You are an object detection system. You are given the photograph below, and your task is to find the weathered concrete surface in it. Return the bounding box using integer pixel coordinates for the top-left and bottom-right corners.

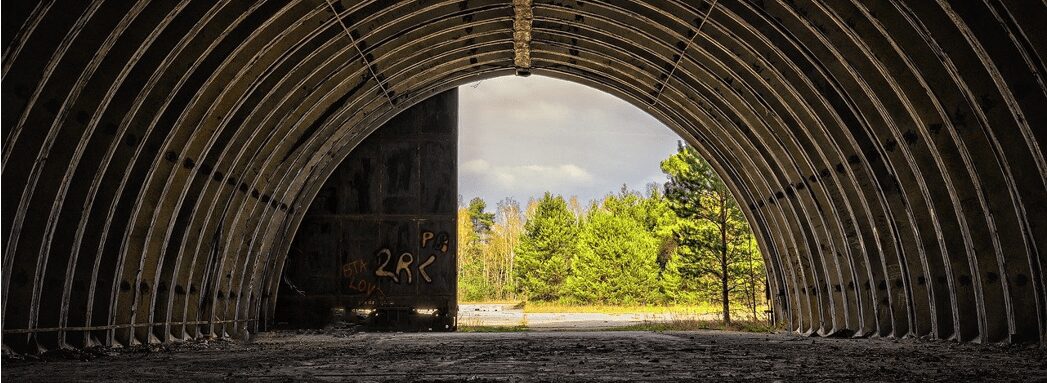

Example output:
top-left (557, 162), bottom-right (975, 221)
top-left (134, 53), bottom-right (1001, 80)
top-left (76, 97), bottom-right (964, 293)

top-left (5, 1), bottom-right (1047, 351)
top-left (4, 331), bottom-right (1043, 382)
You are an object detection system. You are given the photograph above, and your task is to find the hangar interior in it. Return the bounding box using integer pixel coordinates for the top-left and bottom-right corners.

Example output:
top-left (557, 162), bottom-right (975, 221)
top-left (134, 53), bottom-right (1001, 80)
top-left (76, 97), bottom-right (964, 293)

top-left (2, 0), bottom-right (1046, 357)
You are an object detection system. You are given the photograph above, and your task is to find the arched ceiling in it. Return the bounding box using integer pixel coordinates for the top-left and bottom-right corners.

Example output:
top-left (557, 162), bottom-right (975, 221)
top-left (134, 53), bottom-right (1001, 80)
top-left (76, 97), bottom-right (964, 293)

top-left (2, 0), bottom-right (1045, 352)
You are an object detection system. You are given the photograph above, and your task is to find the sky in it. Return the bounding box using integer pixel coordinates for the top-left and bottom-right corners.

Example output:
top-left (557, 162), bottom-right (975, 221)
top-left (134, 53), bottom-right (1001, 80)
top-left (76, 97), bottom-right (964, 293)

top-left (458, 75), bottom-right (682, 208)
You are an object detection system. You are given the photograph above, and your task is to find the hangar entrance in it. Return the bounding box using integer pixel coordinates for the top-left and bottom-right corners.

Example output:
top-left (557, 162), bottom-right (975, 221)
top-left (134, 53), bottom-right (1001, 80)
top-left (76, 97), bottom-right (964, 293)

top-left (275, 78), bottom-right (770, 332)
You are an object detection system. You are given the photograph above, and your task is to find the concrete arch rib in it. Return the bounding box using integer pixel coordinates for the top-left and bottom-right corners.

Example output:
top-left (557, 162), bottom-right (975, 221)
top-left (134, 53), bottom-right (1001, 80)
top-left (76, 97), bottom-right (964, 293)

top-left (2, 0), bottom-right (1044, 352)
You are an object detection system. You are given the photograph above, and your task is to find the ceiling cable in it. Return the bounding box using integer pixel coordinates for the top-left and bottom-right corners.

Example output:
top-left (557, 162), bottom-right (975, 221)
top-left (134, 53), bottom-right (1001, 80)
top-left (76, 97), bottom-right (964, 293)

top-left (652, 0), bottom-right (718, 106)
top-left (323, 0), bottom-right (394, 106)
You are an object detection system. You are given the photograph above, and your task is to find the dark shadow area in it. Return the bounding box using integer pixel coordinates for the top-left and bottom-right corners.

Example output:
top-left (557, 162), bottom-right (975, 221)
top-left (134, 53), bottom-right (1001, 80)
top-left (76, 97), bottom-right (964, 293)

top-left (274, 90), bottom-right (459, 332)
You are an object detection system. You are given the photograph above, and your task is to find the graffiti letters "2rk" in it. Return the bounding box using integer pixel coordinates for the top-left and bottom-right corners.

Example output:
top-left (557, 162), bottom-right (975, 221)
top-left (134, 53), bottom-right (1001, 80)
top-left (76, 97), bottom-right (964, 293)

top-left (374, 231), bottom-right (450, 284)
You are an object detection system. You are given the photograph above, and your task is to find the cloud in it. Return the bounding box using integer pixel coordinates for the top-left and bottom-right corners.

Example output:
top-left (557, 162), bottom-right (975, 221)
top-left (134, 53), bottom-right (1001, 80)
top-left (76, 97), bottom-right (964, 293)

top-left (461, 160), bottom-right (595, 192)
top-left (461, 159), bottom-right (491, 173)
top-left (458, 75), bottom-right (682, 204)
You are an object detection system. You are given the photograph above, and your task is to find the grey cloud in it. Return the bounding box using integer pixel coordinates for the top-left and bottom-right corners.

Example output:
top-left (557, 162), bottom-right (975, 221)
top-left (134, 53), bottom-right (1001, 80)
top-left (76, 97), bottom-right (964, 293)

top-left (459, 75), bottom-right (681, 205)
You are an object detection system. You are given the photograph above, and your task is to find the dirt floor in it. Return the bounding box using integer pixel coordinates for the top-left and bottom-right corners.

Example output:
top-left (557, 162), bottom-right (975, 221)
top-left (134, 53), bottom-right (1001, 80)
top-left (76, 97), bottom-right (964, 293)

top-left (3, 329), bottom-right (1045, 382)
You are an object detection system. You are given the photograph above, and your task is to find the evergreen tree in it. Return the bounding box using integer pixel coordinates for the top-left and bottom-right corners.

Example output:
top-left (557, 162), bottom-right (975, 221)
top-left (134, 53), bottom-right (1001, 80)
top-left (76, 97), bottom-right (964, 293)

top-left (513, 193), bottom-right (580, 300)
top-left (661, 141), bottom-right (755, 324)
top-left (455, 144), bottom-right (765, 317)
top-left (467, 197), bottom-right (495, 240)
top-left (565, 194), bottom-right (661, 304)
top-left (658, 251), bottom-right (686, 303)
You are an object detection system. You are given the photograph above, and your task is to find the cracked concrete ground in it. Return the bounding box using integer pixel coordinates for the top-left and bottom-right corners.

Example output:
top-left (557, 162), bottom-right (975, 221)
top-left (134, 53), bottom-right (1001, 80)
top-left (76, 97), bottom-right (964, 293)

top-left (4, 330), bottom-right (1045, 382)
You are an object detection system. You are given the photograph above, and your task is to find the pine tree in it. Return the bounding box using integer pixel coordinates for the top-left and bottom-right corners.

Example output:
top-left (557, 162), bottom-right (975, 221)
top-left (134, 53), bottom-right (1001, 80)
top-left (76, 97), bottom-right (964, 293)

top-left (513, 193), bottom-right (580, 301)
top-left (658, 252), bottom-right (685, 303)
top-left (565, 195), bottom-right (661, 304)
top-left (661, 142), bottom-right (756, 324)
top-left (467, 197), bottom-right (495, 240)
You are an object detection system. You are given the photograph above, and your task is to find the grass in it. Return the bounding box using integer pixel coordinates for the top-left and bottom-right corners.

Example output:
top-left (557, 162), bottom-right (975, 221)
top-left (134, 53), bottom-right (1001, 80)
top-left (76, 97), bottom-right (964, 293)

top-left (456, 313), bottom-right (529, 332)
top-left (516, 301), bottom-right (770, 317)
top-left (456, 319), bottom-right (777, 333)
top-left (458, 299), bottom-right (522, 305)
top-left (604, 318), bottom-right (779, 333)
top-left (457, 301), bottom-right (779, 333)
top-left (457, 325), bottom-right (529, 332)
top-left (519, 301), bottom-right (720, 314)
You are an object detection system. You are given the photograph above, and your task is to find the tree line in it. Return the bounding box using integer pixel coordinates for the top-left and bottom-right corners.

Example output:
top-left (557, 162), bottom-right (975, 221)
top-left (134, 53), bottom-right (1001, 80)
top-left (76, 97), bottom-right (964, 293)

top-left (457, 143), bottom-right (768, 323)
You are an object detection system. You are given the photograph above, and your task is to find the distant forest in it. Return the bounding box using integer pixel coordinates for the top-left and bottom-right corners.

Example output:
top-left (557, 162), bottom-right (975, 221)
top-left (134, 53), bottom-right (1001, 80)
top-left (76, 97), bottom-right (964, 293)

top-left (458, 143), bottom-right (767, 323)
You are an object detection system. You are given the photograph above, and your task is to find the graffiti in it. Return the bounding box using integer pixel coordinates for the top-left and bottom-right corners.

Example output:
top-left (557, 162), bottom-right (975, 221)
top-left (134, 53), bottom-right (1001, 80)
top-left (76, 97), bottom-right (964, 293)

top-left (370, 230), bottom-right (451, 285)
top-left (347, 278), bottom-right (384, 296)
top-left (340, 230), bottom-right (448, 293)
top-left (437, 232), bottom-right (450, 253)
top-left (374, 250), bottom-right (417, 284)
top-left (342, 259), bottom-right (367, 276)
top-left (374, 249), bottom-right (398, 281)
top-left (344, 259), bottom-right (384, 297)
top-left (421, 231), bottom-right (434, 247)
top-left (420, 231), bottom-right (449, 251)
top-left (394, 252), bottom-right (414, 284)
top-left (419, 255), bottom-right (436, 283)
top-left (418, 230), bottom-right (448, 283)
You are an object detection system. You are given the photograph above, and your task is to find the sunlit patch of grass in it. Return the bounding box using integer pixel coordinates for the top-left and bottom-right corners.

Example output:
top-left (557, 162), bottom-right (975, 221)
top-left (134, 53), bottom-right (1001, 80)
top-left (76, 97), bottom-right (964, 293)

top-left (458, 299), bottom-right (522, 305)
top-left (456, 313), bottom-right (528, 332)
top-left (457, 301), bottom-right (779, 333)
top-left (604, 318), bottom-right (778, 333)
top-left (457, 325), bottom-right (530, 332)
top-left (522, 301), bottom-right (726, 315)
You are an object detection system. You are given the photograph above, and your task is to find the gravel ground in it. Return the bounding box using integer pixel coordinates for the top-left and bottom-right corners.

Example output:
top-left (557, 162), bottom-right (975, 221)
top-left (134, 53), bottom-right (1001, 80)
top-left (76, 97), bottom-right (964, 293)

top-left (3, 329), bottom-right (1044, 382)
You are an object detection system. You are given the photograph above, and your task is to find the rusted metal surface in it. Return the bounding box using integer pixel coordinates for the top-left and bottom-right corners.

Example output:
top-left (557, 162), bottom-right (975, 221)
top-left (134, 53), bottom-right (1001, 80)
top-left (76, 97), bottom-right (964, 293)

top-left (275, 89), bottom-right (457, 331)
top-left (1, 0), bottom-right (1045, 353)
top-left (513, 0), bottom-right (534, 76)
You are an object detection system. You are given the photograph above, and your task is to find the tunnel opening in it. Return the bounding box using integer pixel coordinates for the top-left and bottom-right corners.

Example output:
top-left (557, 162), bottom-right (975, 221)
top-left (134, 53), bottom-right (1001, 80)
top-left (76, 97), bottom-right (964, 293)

top-left (274, 76), bottom-right (774, 333)
top-left (452, 75), bottom-right (773, 332)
